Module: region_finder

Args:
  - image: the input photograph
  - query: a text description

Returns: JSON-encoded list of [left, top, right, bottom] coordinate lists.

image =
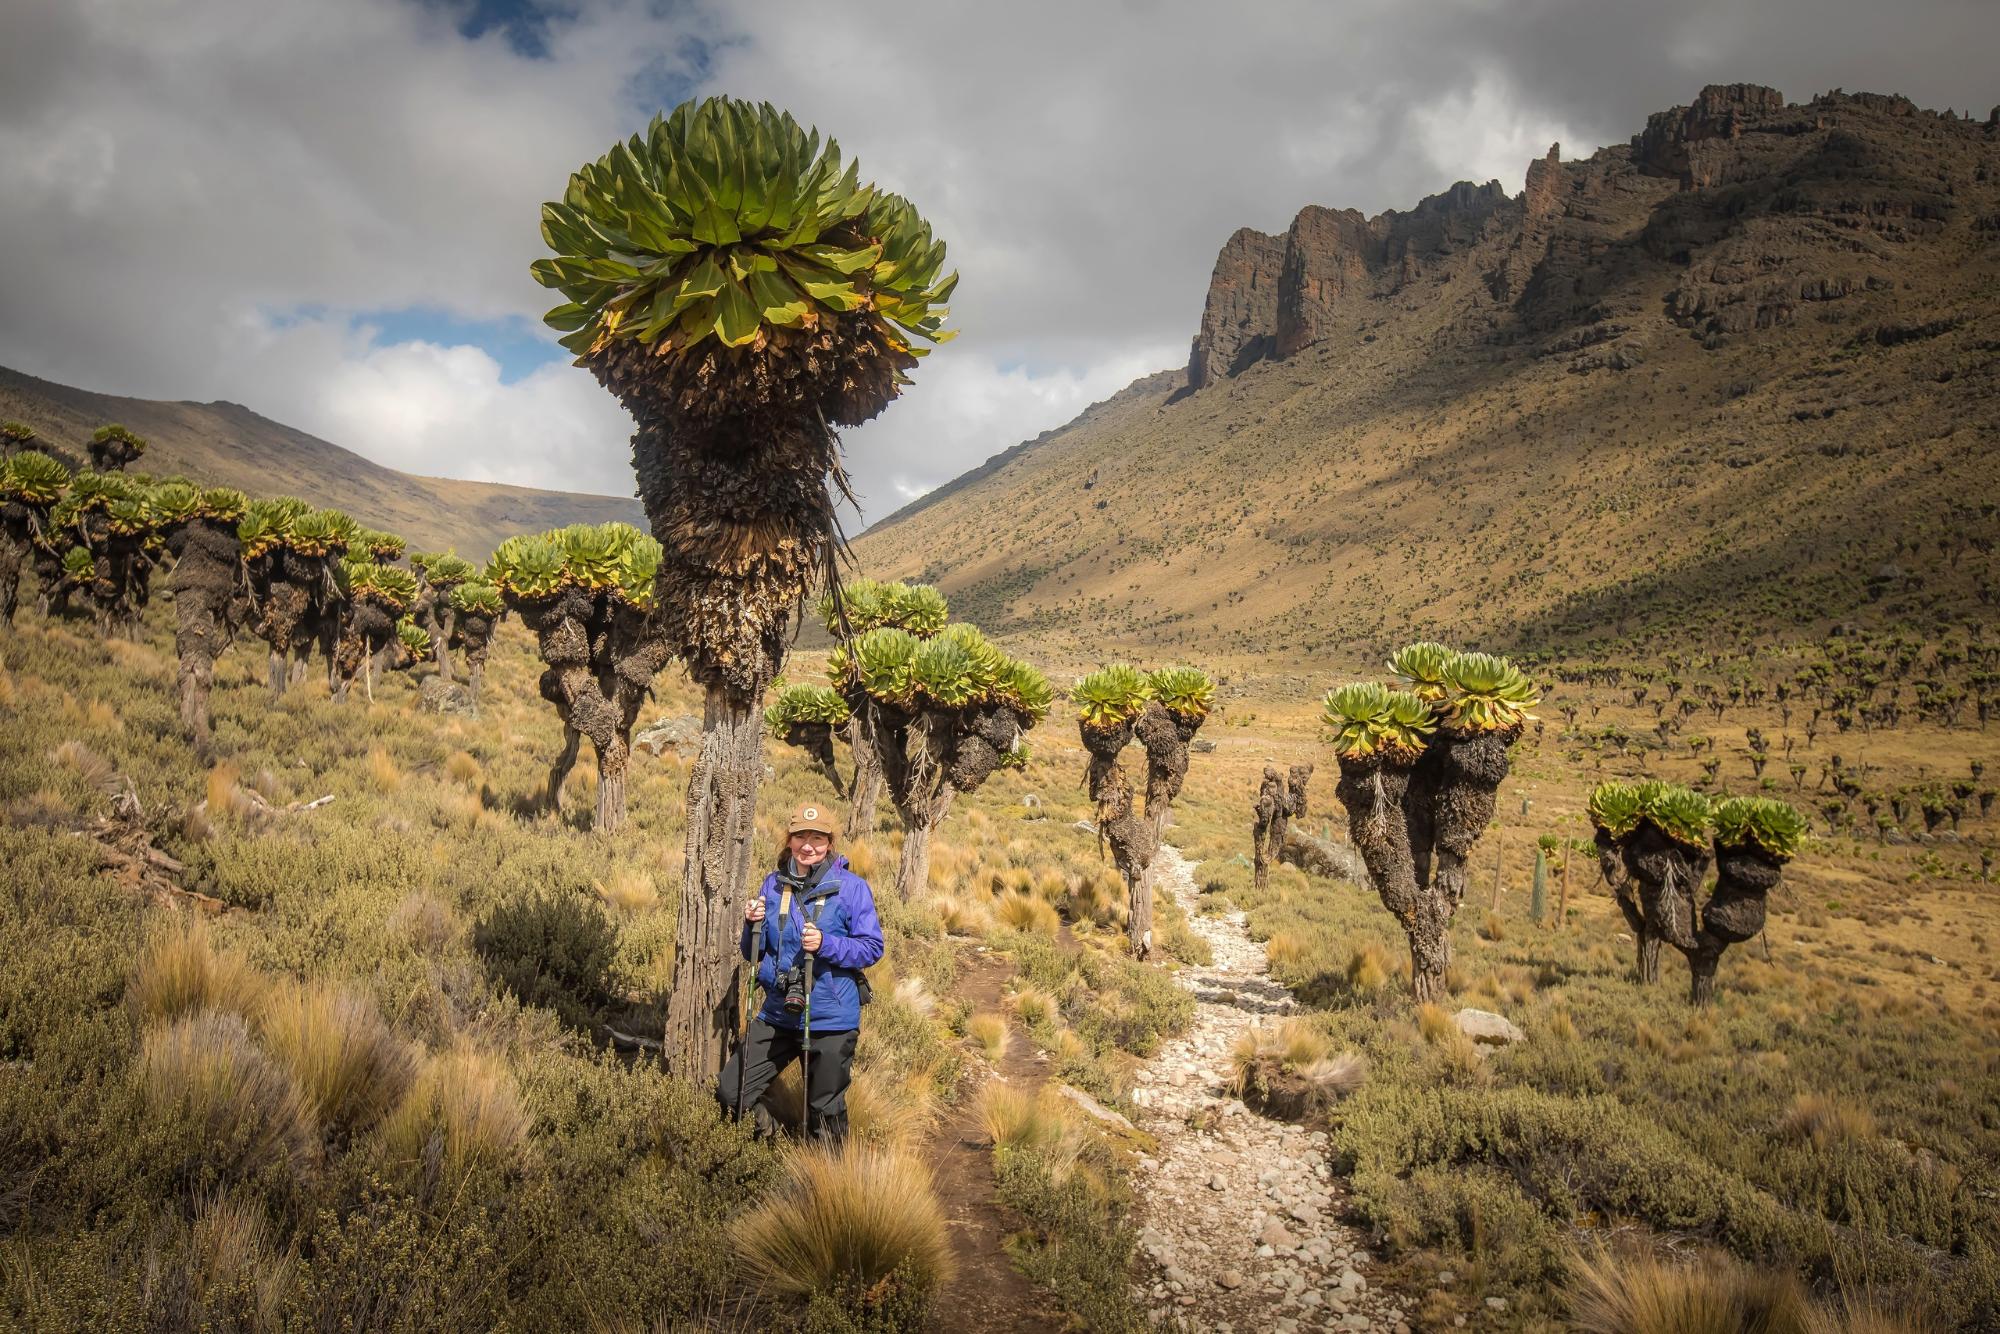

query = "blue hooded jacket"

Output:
[[740, 853, 883, 1032]]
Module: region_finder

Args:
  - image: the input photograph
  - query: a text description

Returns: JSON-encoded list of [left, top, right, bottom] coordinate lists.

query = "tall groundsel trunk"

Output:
[[663, 681, 767, 1077], [168, 520, 240, 756], [618, 399, 845, 1081], [846, 715, 882, 837]]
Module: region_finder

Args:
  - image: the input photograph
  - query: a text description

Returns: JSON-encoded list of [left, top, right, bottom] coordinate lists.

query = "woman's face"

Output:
[[788, 830, 832, 868]]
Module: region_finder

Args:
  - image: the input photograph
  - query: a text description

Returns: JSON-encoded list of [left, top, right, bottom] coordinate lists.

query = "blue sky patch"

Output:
[[362, 308, 565, 383]]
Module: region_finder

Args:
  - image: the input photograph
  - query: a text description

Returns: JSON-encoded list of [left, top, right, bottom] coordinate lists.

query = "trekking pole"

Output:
[[736, 904, 763, 1125], [800, 948, 816, 1138]]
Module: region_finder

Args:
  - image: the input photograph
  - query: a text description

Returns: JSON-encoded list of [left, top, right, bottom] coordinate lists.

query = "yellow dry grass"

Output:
[[728, 1143, 955, 1304]]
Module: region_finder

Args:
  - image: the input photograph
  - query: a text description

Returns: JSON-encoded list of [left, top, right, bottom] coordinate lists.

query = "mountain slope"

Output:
[[855, 85, 2000, 661], [0, 366, 642, 558]]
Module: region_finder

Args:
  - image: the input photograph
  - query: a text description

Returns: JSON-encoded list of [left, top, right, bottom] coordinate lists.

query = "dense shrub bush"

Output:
[[471, 889, 618, 1031]]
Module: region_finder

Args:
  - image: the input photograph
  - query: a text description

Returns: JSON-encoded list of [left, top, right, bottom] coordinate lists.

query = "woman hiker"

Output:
[[717, 800, 884, 1143]]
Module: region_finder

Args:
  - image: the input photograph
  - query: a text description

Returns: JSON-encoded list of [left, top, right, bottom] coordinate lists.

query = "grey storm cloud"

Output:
[[0, 0, 1993, 521]]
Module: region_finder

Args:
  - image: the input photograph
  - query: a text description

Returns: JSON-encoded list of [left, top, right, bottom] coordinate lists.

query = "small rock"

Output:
[[1454, 1008, 1525, 1045], [1209, 1173, 1229, 1190], [1437, 1270, 1455, 1285], [416, 677, 477, 716], [1485, 1297, 1509, 1311], [1339, 1267, 1365, 1292], [1257, 1244, 1276, 1258], [1260, 1218, 1296, 1249], [1218, 1269, 1245, 1290], [632, 713, 700, 757]]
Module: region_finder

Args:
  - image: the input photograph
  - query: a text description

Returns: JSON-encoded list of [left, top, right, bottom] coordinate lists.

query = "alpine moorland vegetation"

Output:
[[831, 621, 1052, 899], [1075, 664, 1160, 957], [485, 523, 671, 833], [819, 578, 951, 834], [0, 450, 69, 626], [1590, 781, 1811, 1002], [531, 96, 957, 1076], [1323, 644, 1540, 1000], [151, 482, 252, 754]]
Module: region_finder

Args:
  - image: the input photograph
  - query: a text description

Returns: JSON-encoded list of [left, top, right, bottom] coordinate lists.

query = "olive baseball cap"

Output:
[[787, 802, 837, 836]]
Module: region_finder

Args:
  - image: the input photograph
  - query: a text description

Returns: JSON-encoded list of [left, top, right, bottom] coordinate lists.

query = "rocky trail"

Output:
[[1129, 846, 1412, 1333]]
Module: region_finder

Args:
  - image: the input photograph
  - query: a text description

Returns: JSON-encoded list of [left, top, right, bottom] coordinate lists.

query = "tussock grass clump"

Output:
[[1480, 912, 1506, 942], [131, 918, 268, 1025], [184, 1193, 295, 1326], [51, 738, 115, 789], [139, 1011, 315, 1183], [365, 747, 403, 793], [966, 1012, 1010, 1062], [1415, 1002, 1456, 1045], [996, 890, 1060, 936], [933, 891, 991, 936], [377, 1046, 529, 1179], [257, 979, 416, 1139], [594, 868, 658, 915], [444, 750, 482, 788], [1230, 1019, 1366, 1120], [1009, 985, 1057, 1029], [845, 1068, 938, 1151], [387, 892, 459, 955], [1777, 1092, 1878, 1148], [1566, 1245, 1935, 1334], [729, 1144, 955, 1314], [892, 975, 935, 1018], [975, 1083, 1085, 1179], [1346, 942, 1391, 994]]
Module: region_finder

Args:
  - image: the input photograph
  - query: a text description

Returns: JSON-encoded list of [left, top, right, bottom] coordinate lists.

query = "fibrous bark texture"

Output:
[[166, 519, 243, 755], [1601, 822, 1782, 1004], [248, 551, 337, 699], [1136, 702, 1204, 840], [1084, 718, 1158, 959], [1336, 730, 1516, 1002], [516, 585, 671, 834], [844, 714, 881, 837], [449, 611, 496, 714], [854, 696, 1028, 901]]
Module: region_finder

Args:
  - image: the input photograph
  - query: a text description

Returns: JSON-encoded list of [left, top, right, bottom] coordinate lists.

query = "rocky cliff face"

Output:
[[1186, 83, 1998, 385]]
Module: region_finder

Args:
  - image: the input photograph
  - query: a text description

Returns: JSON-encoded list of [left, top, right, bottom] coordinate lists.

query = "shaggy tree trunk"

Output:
[[1638, 931, 1663, 983], [1084, 720, 1157, 959], [662, 681, 765, 1081], [547, 724, 582, 815], [168, 520, 239, 757], [0, 527, 24, 627], [453, 612, 494, 716], [1335, 753, 1468, 1001], [1252, 767, 1285, 892], [596, 734, 629, 836], [845, 715, 880, 837], [897, 821, 934, 902], [1406, 890, 1454, 1004], [1135, 702, 1200, 842]]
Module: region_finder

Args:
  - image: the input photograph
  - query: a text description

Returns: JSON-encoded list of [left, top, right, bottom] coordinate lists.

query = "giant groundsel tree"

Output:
[[1076, 666, 1160, 958], [532, 97, 955, 1075], [487, 524, 671, 834], [1323, 644, 1539, 1001], [1590, 782, 1806, 1003], [831, 623, 1049, 900], [148, 482, 251, 752], [1134, 666, 1216, 838], [0, 451, 69, 626], [819, 577, 949, 834]]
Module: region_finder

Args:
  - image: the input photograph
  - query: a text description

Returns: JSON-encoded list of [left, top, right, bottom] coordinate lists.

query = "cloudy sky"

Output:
[[2, 0, 1993, 524]]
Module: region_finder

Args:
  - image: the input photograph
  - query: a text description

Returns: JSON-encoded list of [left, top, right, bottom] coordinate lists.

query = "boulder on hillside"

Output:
[[633, 714, 701, 758], [417, 677, 477, 717], [1280, 826, 1369, 884], [1454, 1008, 1524, 1046]]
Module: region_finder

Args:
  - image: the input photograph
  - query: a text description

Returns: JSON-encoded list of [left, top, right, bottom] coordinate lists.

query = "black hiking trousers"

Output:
[[717, 1018, 858, 1144]]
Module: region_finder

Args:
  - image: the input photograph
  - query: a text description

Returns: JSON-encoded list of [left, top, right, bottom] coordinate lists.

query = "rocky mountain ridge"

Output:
[[857, 83, 2000, 662]]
